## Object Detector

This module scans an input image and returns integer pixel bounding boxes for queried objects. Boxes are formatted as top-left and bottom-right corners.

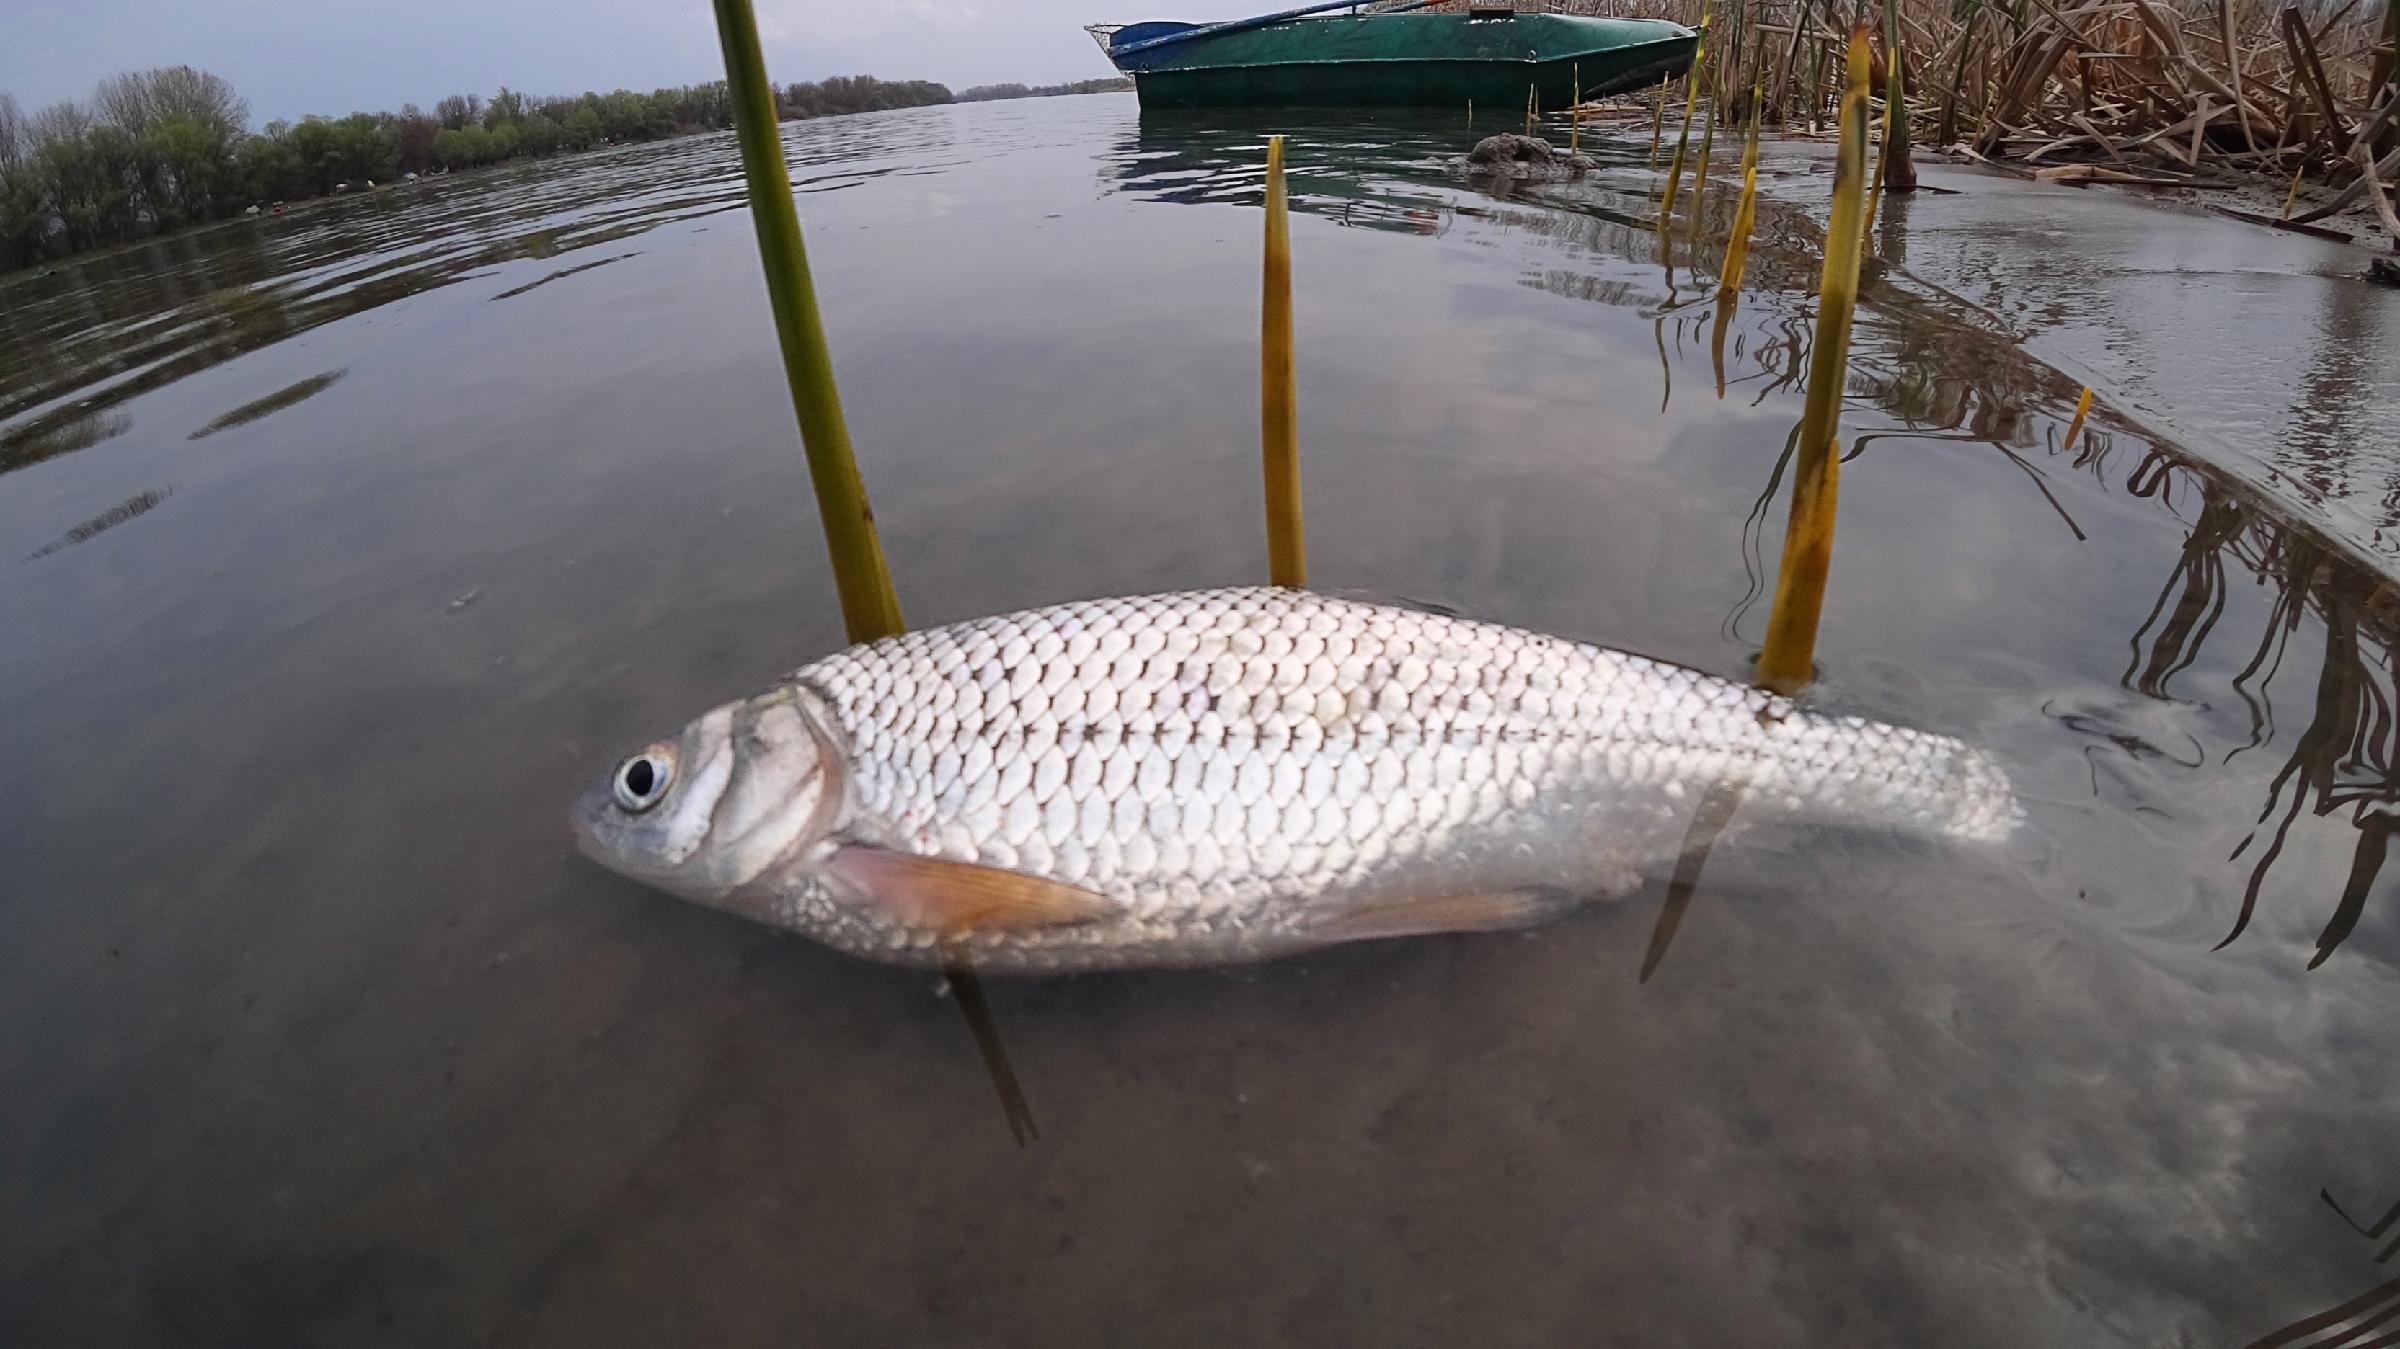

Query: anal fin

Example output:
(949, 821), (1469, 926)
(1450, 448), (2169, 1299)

(1309, 888), (1580, 942)
(824, 846), (1114, 935)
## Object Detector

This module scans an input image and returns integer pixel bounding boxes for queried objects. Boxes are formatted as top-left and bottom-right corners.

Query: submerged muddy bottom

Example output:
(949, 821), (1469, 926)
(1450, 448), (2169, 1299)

(5, 95), (2400, 1345)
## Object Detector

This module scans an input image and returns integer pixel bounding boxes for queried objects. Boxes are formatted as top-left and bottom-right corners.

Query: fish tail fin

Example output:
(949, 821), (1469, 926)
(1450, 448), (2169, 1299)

(1752, 717), (2021, 846)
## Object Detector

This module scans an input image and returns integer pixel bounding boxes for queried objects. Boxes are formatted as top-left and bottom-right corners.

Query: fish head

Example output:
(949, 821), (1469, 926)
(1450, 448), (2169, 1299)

(571, 685), (842, 905)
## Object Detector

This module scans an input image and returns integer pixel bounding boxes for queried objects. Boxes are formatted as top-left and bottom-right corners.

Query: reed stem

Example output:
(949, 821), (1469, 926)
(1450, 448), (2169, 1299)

(1571, 65), (1582, 154)
(2061, 385), (2094, 453)
(1718, 92), (1764, 295)
(1880, 0), (1917, 190)
(1757, 26), (1873, 696)
(1650, 76), (1668, 169)
(1261, 135), (1307, 588)
(1661, 6), (1713, 220)
(716, 0), (1041, 1144)
(711, 0), (904, 644)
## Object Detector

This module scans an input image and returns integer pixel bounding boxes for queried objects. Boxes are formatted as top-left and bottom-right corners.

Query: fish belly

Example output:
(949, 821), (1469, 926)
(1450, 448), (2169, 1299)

(781, 588), (2013, 972)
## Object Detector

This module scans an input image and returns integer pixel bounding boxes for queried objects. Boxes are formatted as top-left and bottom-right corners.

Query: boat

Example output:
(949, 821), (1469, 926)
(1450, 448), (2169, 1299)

(1088, 1), (1696, 111)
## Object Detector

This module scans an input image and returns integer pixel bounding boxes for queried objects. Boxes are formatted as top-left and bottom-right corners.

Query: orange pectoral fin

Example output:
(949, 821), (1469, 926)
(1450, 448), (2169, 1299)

(824, 846), (1114, 935)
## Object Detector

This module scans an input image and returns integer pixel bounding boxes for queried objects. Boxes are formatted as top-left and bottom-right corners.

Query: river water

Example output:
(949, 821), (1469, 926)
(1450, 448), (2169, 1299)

(5, 93), (2400, 1346)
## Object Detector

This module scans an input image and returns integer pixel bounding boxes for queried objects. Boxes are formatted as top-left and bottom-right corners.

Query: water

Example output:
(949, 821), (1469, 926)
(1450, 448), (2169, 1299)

(5, 94), (2400, 1345)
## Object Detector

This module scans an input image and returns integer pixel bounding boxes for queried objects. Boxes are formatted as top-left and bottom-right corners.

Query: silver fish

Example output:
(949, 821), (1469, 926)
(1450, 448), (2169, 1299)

(573, 587), (2017, 973)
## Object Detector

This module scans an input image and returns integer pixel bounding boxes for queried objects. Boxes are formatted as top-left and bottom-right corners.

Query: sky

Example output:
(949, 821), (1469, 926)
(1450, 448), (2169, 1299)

(0, 0), (1269, 127)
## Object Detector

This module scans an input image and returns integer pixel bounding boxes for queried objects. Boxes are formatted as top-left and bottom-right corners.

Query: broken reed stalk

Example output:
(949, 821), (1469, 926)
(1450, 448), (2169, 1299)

(2061, 385), (2094, 452)
(1757, 26), (1873, 697)
(1719, 90), (1764, 296)
(1261, 135), (1307, 588)
(711, 0), (903, 646)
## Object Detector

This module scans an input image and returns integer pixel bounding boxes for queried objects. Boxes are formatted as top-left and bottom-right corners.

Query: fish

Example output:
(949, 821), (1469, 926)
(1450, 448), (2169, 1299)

(572, 587), (2018, 974)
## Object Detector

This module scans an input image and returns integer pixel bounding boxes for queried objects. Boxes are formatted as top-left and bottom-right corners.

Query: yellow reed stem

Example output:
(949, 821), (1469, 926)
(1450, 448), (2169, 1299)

(1757, 26), (1873, 696)
(1261, 135), (1306, 588)
(1864, 52), (1893, 235)
(1660, 7), (1711, 219)
(1718, 89), (1763, 296)
(712, 0), (905, 644)
(2281, 160), (2308, 219)
(1572, 65), (1582, 154)
(2061, 385), (2094, 453)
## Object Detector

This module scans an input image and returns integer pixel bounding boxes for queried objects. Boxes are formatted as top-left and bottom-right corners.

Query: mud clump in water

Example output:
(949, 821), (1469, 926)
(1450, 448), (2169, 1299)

(1453, 133), (1594, 180)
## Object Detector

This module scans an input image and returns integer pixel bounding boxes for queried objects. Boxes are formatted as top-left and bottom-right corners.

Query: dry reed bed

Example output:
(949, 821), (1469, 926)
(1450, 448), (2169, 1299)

(1433, 0), (2394, 226)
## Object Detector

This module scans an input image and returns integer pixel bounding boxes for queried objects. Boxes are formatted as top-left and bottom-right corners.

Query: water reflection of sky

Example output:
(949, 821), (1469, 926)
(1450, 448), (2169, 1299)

(4, 94), (2400, 1346)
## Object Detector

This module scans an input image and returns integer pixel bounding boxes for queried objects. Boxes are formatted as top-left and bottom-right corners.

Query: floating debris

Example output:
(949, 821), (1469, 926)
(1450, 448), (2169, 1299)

(1453, 132), (1596, 179)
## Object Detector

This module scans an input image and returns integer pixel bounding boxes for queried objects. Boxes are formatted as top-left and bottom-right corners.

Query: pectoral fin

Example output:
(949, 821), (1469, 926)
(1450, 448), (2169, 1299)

(825, 846), (1114, 935)
(1309, 888), (1579, 942)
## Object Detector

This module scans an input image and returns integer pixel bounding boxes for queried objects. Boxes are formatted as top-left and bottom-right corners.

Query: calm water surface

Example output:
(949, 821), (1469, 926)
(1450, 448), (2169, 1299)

(7, 93), (2400, 1346)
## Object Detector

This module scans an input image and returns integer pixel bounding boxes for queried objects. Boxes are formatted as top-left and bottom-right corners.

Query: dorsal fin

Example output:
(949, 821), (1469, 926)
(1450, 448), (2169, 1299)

(825, 846), (1113, 935)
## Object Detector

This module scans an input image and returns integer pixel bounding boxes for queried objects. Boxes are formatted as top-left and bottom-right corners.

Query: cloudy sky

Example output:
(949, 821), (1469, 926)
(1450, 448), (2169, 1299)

(1, 0), (1267, 126)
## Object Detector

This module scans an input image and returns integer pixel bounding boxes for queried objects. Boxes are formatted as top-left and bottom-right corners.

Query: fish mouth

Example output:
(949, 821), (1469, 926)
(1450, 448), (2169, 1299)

(569, 778), (683, 892)
(568, 781), (622, 867)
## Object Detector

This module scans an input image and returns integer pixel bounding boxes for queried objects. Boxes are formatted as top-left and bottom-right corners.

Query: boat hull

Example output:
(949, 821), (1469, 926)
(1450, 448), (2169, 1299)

(1114, 14), (1696, 110)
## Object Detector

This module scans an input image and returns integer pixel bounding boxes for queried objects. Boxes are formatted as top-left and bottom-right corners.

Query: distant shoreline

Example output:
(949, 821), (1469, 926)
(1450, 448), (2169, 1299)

(1, 84), (1136, 283)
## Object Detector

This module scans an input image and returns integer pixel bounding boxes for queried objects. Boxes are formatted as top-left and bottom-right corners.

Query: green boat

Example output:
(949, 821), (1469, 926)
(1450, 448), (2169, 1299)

(1091, 3), (1695, 111)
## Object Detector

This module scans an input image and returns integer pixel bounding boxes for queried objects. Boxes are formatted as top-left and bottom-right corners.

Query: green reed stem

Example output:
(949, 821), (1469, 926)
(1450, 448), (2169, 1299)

(717, 0), (1044, 1146)
(1262, 135), (1307, 588)
(1881, 0), (1917, 191)
(711, 0), (904, 644)
(1757, 26), (1872, 696)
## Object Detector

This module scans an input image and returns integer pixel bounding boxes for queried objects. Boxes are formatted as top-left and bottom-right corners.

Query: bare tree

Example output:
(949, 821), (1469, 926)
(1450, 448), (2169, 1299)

(93, 66), (248, 136)
(92, 72), (153, 134)
(148, 66), (247, 132)
(434, 93), (482, 131)
(0, 91), (23, 168)
(26, 100), (93, 147)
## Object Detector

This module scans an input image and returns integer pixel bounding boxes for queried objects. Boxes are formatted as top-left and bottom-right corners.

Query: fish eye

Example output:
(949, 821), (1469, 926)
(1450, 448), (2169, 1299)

(613, 751), (673, 812)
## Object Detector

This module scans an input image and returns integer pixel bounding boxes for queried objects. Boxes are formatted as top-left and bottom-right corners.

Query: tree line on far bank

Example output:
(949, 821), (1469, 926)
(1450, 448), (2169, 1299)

(956, 77), (1133, 101)
(0, 68), (953, 272)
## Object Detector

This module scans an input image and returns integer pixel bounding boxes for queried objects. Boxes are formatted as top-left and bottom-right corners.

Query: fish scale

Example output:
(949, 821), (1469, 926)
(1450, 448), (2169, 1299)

(574, 588), (2017, 972)
(580, 583), (2006, 969)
